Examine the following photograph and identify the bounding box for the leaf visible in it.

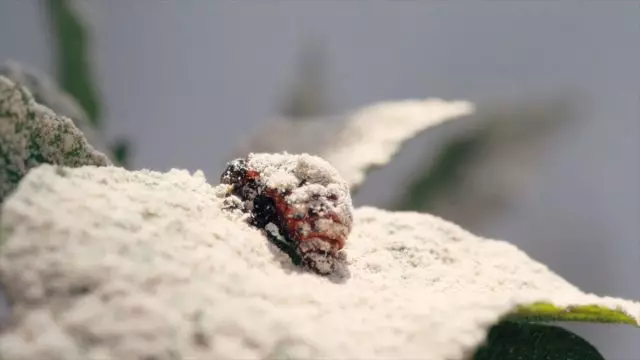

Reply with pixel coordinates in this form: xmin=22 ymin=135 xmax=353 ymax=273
xmin=394 ymin=97 xmax=574 ymax=232
xmin=240 ymin=41 xmax=475 ymax=191
xmin=472 ymin=321 xmax=605 ymax=360
xmin=42 ymin=1 xmax=133 ymax=167
xmin=320 ymin=99 xmax=475 ymax=191
xmin=0 ymin=75 xmax=111 ymax=203
xmin=393 ymin=132 xmax=483 ymax=212
xmin=279 ymin=38 xmax=330 ymax=119
xmin=0 ymin=61 xmax=110 ymax=155
xmin=239 ymin=99 xmax=475 ymax=191
xmin=110 ymin=138 xmax=133 ymax=169
xmin=45 ymin=0 xmax=102 ymax=127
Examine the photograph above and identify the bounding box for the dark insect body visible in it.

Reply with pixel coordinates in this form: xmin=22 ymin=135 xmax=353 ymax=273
xmin=220 ymin=156 xmax=352 ymax=275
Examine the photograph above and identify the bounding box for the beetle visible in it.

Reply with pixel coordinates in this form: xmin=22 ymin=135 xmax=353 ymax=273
xmin=220 ymin=154 xmax=353 ymax=275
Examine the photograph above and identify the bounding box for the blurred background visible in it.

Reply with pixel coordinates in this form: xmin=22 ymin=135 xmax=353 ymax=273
xmin=1 ymin=1 xmax=638 ymax=358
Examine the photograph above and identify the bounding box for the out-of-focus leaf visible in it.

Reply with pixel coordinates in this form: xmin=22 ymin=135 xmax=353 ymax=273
xmin=0 ymin=75 xmax=111 ymax=203
xmin=393 ymin=132 xmax=483 ymax=212
xmin=321 ymin=99 xmax=474 ymax=191
xmin=0 ymin=60 xmax=110 ymax=155
xmin=509 ymin=302 xmax=638 ymax=325
xmin=279 ymin=38 xmax=330 ymax=120
xmin=472 ymin=321 xmax=605 ymax=360
xmin=44 ymin=0 xmax=132 ymax=167
xmin=394 ymin=97 xmax=574 ymax=232
xmin=238 ymin=99 xmax=474 ymax=191
xmin=45 ymin=0 xmax=102 ymax=128
xmin=241 ymin=38 xmax=476 ymax=191
xmin=110 ymin=138 xmax=132 ymax=169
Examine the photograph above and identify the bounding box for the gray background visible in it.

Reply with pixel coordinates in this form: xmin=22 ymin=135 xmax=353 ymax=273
xmin=1 ymin=1 xmax=639 ymax=358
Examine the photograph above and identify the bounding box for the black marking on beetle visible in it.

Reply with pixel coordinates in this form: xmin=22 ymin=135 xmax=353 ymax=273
xmin=220 ymin=157 xmax=304 ymax=267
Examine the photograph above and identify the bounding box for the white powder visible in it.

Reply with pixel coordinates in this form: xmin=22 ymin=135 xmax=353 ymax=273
xmin=0 ymin=164 xmax=638 ymax=360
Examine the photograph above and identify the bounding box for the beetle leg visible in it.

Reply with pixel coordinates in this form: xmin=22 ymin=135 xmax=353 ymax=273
xmin=268 ymin=234 xmax=302 ymax=266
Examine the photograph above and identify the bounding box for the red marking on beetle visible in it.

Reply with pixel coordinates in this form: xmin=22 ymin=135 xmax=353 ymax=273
xmin=265 ymin=184 xmax=347 ymax=254
xmin=246 ymin=170 xmax=260 ymax=179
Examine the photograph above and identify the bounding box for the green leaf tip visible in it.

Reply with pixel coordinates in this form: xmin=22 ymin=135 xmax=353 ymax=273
xmin=110 ymin=138 xmax=133 ymax=169
xmin=508 ymin=302 xmax=639 ymax=326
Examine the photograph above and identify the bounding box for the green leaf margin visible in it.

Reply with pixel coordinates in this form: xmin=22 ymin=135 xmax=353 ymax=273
xmin=507 ymin=302 xmax=638 ymax=326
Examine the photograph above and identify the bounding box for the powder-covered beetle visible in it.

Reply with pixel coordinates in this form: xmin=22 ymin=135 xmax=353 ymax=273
xmin=220 ymin=153 xmax=353 ymax=275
